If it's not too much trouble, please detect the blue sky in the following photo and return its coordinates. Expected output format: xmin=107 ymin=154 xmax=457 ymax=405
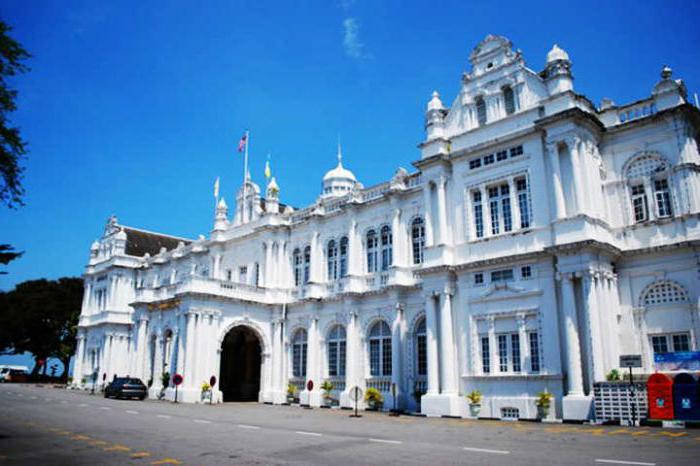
xmin=1 ymin=0 xmax=700 ymax=296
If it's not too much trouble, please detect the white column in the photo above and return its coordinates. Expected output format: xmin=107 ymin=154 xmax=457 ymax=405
xmin=271 ymin=319 xmax=282 ymax=396
xmin=560 ymin=274 xmax=584 ymax=395
xmin=584 ymin=273 xmax=606 ymax=385
xmin=508 ymin=177 xmax=521 ymax=231
xmin=422 ymin=183 xmax=434 ymax=247
xmin=73 ymin=336 xmax=85 ymax=384
xmin=391 ymin=208 xmax=404 ymax=267
xmin=176 ymin=315 xmax=186 ymax=379
xmin=152 ymin=334 xmax=164 ymax=389
xmin=517 ymin=314 xmax=528 ymax=373
xmin=276 ymin=242 xmax=286 ymax=288
xmin=347 ymin=221 xmax=360 ymax=276
xmin=391 ymin=303 xmax=405 ymax=407
xmin=264 ymin=241 xmax=273 ymax=286
xmin=425 ymin=294 xmax=439 ymax=394
xmin=547 ymin=142 xmax=566 ymax=219
xmin=568 ymin=136 xmax=587 ymax=215
xmin=184 ymin=312 xmax=196 ymax=388
xmin=310 ymin=233 xmax=322 ymax=283
xmin=605 ymin=276 xmax=620 ymax=371
xmin=439 ymin=287 xmax=457 ymax=394
xmin=436 ymin=176 xmax=449 ymax=245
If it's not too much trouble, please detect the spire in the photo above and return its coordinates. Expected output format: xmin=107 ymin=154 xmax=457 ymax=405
xmin=337 ymin=136 xmax=343 ymax=167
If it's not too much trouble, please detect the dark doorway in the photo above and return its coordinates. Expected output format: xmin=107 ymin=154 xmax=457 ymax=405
xmin=220 ymin=326 xmax=261 ymax=401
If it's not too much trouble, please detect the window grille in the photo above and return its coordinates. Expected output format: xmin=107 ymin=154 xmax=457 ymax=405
xmin=292 ymin=329 xmax=308 ymax=378
xmin=415 ymin=318 xmax=427 ymax=376
xmin=411 ymin=218 xmax=425 ymax=265
xmin=327 ymin=325 xmax=346 ymax=377
xmin=641 ymin=281 xmax=688 ymax=306
xmin=369 ymin=321 xmax=392 ymax=377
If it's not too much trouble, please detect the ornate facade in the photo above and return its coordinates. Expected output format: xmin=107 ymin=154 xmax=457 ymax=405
xmin=72 ymin=35 xmax=700 ymax=420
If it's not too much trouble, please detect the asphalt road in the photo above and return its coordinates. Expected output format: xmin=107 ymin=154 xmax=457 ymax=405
xmin=1 ymin=384 xmax=698 ymax=465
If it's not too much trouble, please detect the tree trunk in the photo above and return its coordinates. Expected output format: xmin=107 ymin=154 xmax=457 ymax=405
xmin=60 ymin=356 xmax=71 ymax=382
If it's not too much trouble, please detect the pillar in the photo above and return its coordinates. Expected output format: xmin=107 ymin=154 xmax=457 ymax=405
xmin=391 ymin=303 xmax=405 ymax=408
xmin=184 ymin=313 xmax=196 ymax=388
xmin=508 ymin=177 xmax=521 ymax=230
xmin=391 ymin=208 xmax=404 ymax=267
xmin=73 ymin=335 xmax=85 ymax=385
xmin=422 ymin=183 xmax=434 ymax=247
xmin=561 ymin=274 xmax=584 ymax=395
xmin=152 ymin=334 xmax=164 ymax=389
xmin=436 ymin=176 xmax=449 ymax=245
xmin=547 ymin=142 xmax=566 ymax=219
xmin=439 ymin=287 xmax=457 ymax=394
xmin=425 ymin=294 xmax=439 ymax=395
xmin=568 ymin=136 xmax=587 ymax=215
xmin=480 ymin=186 xmax=491 ymax=237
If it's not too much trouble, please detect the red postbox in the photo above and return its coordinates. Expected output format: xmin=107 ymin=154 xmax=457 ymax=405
xmin=647 ymin=373 xmax=674 ymax=420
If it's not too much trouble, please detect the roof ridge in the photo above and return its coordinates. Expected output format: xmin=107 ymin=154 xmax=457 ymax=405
xmin=118 ymin=224 xmax=193 ymax=243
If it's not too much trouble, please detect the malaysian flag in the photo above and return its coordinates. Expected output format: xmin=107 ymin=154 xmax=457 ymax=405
xmin=238 ymin=133 xmax=247 ymax=152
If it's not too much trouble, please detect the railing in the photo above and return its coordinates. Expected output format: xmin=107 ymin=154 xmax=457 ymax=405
xmin=412 ymin=376 xmax=427 ymax=395
xmin=619 ymin=101 xmax=656 ymax=124
xmin=379 ymin=272 xmax=389 ymax=287
xmin=407 ymin=172 xmax=423 ymax=188
xmin=290 ymin=206 xmax=315 ymax=223
xmin=135 ymin=276 xmax=290 ymax=305
xmin=361 ymin=182 xmax=391 ymax=202
xmin=289 ymin=378 xmax=305 ymax=394
xmin=366 ymin=376 xmax=392 ymax=392
xmin=365 ymin=276 xmax=376 ymax=288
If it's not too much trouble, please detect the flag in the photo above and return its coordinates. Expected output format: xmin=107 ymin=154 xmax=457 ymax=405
xmin=264 ymin=159 xmax=271 ymax=180
xmin=238 ymin=133 xmax=247 ymax=152
xmin=214 ymin=176 xmax=220 ymax=198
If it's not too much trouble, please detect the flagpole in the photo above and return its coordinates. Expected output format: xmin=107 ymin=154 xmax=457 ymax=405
xmin=243 ymin=130 xmax=250 ymax=222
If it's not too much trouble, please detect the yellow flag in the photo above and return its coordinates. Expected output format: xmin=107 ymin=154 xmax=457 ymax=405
xmin=264 ymin=160 xmax=271 ymax=179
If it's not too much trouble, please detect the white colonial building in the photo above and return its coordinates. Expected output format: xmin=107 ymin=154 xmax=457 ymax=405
xmin=72 ymin=35 xmax=700 ymax=421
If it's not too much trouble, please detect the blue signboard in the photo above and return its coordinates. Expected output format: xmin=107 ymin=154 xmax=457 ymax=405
xmin=654 ymin=351 xmax=700 ymax=371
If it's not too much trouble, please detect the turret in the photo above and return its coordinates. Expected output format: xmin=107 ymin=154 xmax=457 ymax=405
xmin=544 ymin=44 xmax=573 ymax=95
xmin=425 ymin=90 xmax=446 ymax=141
xmin=214 ymin=197 xmax=229 ymax=231
xmin=266 ymin=177 xmax=280 ymax=214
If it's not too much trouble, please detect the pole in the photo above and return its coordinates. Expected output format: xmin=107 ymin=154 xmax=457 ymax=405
xmin=242 ymin=130 xmax=250 ymax=222
xmin=629 ymin=366 xmax=636 ymax=426
xmin=175 ymin=385 xmax=178 ymax=404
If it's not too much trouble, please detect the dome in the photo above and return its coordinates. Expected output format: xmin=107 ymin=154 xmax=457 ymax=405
xmin=323 ymin=161 xmax=356 ymax=182
xmin=427 ymin=91 xmax=445 ymax=111
xmin=114 ymin=229 xmax=127 ymax=241
xmin=546 ymin=44 xmax=569 ymax=63
xmin=321 ymin=143 xmax=357 ymax=198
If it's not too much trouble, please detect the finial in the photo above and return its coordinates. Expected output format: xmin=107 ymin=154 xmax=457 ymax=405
xmin=432 ymin=90 xmax=439 ymax=99
xmin=337 ymin=136 xmax=343 ymax=166
xmin=661 ymin=65 xmax=672 ymax=80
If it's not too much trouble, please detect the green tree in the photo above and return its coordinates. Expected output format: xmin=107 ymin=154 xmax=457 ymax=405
xmin=0 ymin=18 xmax=30 ymax=209
xmin=0 ymin=277 xmax=83 ymax=379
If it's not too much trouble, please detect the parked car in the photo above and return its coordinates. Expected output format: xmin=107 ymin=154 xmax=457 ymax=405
xmin=104 ymin=378 xmax=148 ymax=400
xmin=0 ymin=366 xmax=29 ymax=383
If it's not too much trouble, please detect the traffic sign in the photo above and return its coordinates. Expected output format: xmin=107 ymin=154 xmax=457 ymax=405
xmin=172 ymin=373 xmax=183 ymax=386
xmin=307 ymin=380 xmax=314 ymax=391
xmin=210 ymin=375 xmax=217 ymax=387
xmin=349 ymin=386 xmax=363 ymax=402
xmin=620 ymin=355 xmax=642 ymax=368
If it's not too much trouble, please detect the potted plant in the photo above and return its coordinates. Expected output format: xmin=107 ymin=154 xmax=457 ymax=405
xmin=364 ymin=387 xmax=384 ymax=410
xmin=412 ymin=383 xmax=425 ymax=412
xmin=606 ymin=369 xmax=621 ymax=382
xmin=466 ymin=390 xmax=482 ymax=418
xmin=321 ymin=380 xmax=334 ymax=407
xmin=201 ymin=382 xmax=212 ymax=402
xmin=535 ymin=390 xmax=554 ymax=420
xmin=286 ymin=383 xmax=297 ymax=404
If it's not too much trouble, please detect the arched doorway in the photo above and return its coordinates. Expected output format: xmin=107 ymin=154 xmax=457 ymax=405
xmin=220 ymin=326 xmax=262 ymax=401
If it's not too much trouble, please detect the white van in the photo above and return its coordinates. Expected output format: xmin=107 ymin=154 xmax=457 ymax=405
xmin=0 ymin=365 xmax=30 ymax=382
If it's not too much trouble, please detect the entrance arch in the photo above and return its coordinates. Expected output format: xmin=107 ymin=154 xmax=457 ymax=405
xmin=219 ymin=325 xmax=262 ymax=401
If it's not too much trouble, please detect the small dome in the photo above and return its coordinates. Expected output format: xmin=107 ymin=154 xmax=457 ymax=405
xmin=217 ymin=197 xmax=228 ymax=209
xmin=323 ymin=161 xmax=357 ymax=182
xmin=267 ymin=176 xmax=280 ymax=192
xmin=546 ymin=44 xmax=569 ymax=63
xmin=321 ymin=143 xmax=357 ymax=198
xmin=427 ymin=90 xmax=445 ymax=111
xmin=114 ymin=229 xmax=127 ymax=241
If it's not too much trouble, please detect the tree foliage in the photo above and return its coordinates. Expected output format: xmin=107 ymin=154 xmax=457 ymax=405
xmin=0 ymin=243 xmax=23 ymax=274
xmin=0 ymin=18 xmax=30 ymax=209
xmin=0 ymin=277 xmax=83 ymax=378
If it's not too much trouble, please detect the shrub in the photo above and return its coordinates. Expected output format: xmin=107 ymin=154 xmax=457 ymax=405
xmin=606 ymin=369 xmax=621 ymax=381
xmin=321 ymin=380 xmax=334 ymax=393
xmin=161 ymin=372 xmax=170 ymax=388
xmin=201 ymin=382 xmax=211 ymax=392
xmin=535 ymin=391 xmax=554 ymax=409
xmin=287 ymin=383 xmax=297 ymax=396
xmin=466 ymin=390 xmax=482 ymax=405
xmin=364 ymin=387 xmax=383 ymax=404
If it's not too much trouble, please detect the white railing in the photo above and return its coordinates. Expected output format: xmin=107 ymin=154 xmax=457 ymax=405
xmin=379 ymin=272 xmax=389 ymax=287
xmin=289 ymin=378 xmax=305 ymax=394
xmin=412 ymin=376 xmax=427 ymax=395
xmin=407 ymin=172 xmax=423 ymax=188
xmin=290 ymin=206 xmax=315 ymax=223
xmin=361 ymin=182 xmax=391 ymax=202
xmin=365 ymin=276 xmax=376 ymax=288
xmin=619 ymin=101 xmax=656 ymax=124
xmin=366 ymin=376 xmax=392 ymax=393
xmin=327 ymin=376 xmax=346 ymax=393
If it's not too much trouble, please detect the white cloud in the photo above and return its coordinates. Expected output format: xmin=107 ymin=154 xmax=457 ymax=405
xmin=343 ymin=17 xmax=366 ymax=60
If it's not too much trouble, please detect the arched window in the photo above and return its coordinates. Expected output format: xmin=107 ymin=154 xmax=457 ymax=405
xmin=503 ymin=85 xmax=516 ymax=115
xmin=327 ymin=240 xmax=338 ymax=281
xmin=368 ymin=320 xmax=392 ymax=377
xmin=640 ymin=280 xmax=688 ymax=307
xmin=339 ymin=236 xmax=349 ymax=277
xmin=625 ymin=154 xmax=673 ymax=223
xmin=327 ymin=325 xmax=346 ymax=377
xmin=411 ymin=217 xmax=425 ymax=265
xmin=366 ymin=230 xmax=378 ymax=273
xmin=303 ymin=246 xmax=311 ymax=284
xmin=415 ymin=317 xmax=427 ymax=376
xmin=293 ymin=249 xmax=303 ymax=287
xmin=476 ymin=96 xmax=487 ymax=126
xmin=292 ymin=329 xmax=308 ymax=378
xmin=380 ymin=225 xmax=393 ymax=271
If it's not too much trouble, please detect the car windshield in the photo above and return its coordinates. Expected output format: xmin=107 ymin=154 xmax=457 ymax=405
xmin=124 ymin=378 xmax=143 ymax=385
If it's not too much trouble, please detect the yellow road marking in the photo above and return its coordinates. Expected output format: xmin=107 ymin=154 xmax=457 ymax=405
xmin=104 ymin=444 xmax=130 ymax=452
xmin=631 ymin=430 xmax=650 ymax=436
xmin=88 ymin=440 xmax=108 ymax=446
xmin=56 ymin=430 xmax=72 ymax=436
xmin=151 ymin=459 xmax=182 ymax=465
xmin=48 ymin=427 xmax=60 ymax=432
xmin=131 ymin=452 xmax=151 ymax=458
xmin=658 ymin=431 xmax=686 ymax=438
xmin=583 ymin=428 xmax=606 ymax=436
xmin=71 ymin=435 xmax=90 ymax=441
xmin=608 ymin=429 xmax=629 ymax=435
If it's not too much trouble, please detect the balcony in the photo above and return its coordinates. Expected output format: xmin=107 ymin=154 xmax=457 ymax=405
xmin=79 ymin=310 xmax=133 ymax=327
xmin=366 ymin=376 xmax=392 ymax=393
xmin=134 ymin=276 xmax=292 ymax=305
